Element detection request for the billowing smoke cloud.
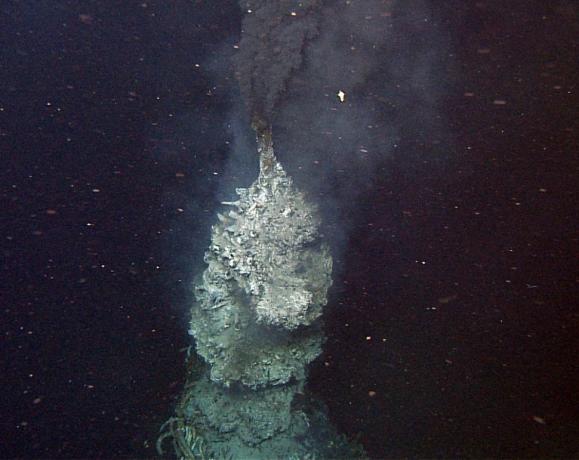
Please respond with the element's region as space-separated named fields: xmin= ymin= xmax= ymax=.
xmin=234 ymin=0 xmax=323 ymax=128
xmin=230 ymin=0 xmax=449 ymax=255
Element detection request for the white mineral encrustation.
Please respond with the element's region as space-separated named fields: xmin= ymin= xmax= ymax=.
xmin=190 ymin=127 xmax=332 ymax=389
xmin=159 ymin=128 xmax=364 ymax=459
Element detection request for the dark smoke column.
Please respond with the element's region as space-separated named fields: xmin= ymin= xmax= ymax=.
xmin=157 ymin=1 xmax=366 ymax=459
xmin=234 ymin=0 xmax=322 ymax=130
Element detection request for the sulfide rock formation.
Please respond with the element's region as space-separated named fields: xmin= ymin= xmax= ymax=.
xmin=190 ymin=126 xmax=332 ymax=390
xmin=158 ymin=127 xmax=364 ymax=459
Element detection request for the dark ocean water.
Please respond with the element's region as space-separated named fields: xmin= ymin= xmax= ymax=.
xmin=1 ymin=0 xmax=577 ymax=458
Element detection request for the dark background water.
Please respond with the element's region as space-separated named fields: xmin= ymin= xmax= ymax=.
xmin=1 ymin=0 xmax=577 ymax=458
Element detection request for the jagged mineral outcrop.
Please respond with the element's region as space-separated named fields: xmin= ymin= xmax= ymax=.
xmin=159 ymin=128 xmax=364 ymax=459
xmin=189 ymin=127 xmax=332 ymax=389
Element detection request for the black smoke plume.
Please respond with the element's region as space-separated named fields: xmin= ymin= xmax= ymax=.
xmin=233 ymin=0 xmax=323 ymax=130
xmin=230 ymin=0 xmax=449 ymax=254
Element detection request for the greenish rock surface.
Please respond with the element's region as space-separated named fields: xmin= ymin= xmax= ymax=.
xmin=163 ymin=129 xmax=364 ymax=459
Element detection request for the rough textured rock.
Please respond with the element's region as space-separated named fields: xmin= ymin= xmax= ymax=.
xmin=189 ymin=128 xmax=332 ymax=389
xmin=192 ymin=375 xmax=308 ymax=446
xmin=161 ymin=129 xmax=366 ymax=459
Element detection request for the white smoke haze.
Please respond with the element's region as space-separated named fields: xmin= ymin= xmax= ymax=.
xmin=141 ymin=0 xmax=451 ymax=287
xmin=220 ymin=0 xmax=451 ymax=257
